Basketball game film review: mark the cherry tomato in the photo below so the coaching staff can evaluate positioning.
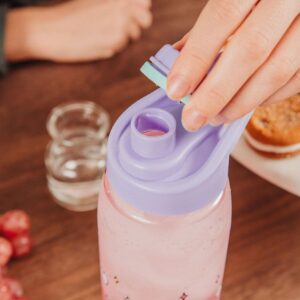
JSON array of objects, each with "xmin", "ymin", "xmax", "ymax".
[{"xmin": 1, "ymin": 211, "xmax": 31, "ymax": 239}]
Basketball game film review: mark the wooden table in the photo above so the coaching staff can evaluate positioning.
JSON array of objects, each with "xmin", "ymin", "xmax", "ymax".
[{"xmin": 0, "ymin": 0, "xmax": 299, "ymax": 299}]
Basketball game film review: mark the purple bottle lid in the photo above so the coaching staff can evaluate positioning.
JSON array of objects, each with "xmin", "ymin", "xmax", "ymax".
[{"xmin": 106, "ymin": 45, "xmax": 251, "ymax": 215}]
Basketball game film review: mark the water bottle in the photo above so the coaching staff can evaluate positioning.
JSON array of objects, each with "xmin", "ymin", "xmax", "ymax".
[{"xmin": 98, "ymin": 45, "xmax": 251, "ymax": 300}]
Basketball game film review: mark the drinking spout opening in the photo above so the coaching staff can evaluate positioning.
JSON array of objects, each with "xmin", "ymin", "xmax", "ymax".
[{"xmin": 130, "ymin": 108, "xmax": 176, "ymax": 159}]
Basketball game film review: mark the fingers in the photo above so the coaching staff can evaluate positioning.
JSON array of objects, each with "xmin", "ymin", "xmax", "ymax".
[
  {"xmin": 112, "ymin": 0, "xmax": 152, "ymax": 49},
  {"xmin": 131, "ymin": 3, "xmax": 152, "ymax": 29},
  {"xmin": 167, "ymin": 0, "xmax": 258, "ymax": 100},
  {"xmin": 263, "ymin": 71, "xmax": 300, "ymax": 105},
  {"xmin": 173, "ymin": 31, "xmax": 191, "ymax": 50},
  {"xmin": 182, "ymin": 0, "xmax": 299, "ymax": 131},
  {"xmin": 212, "ymin": 16, "xmax": 300, "ymax": 124},
  {"xmin": 128, "ymin": 21, "xmax": 142, "ymax": 40},
  {"xmin": 131, "ymin": 0, "xmax": 152, "ymax": 9}
]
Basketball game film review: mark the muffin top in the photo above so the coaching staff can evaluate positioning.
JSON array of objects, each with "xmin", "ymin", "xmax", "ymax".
[{"xmin": 246, "ymin": 94, "xmax": 300, "ymax": 146}]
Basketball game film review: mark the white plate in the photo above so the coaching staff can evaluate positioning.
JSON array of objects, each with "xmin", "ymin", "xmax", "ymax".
[{"xmin": 231, "ymin": 135, "xmax": 300, "ymax": 197}]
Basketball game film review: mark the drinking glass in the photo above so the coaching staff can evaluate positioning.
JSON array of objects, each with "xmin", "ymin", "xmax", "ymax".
[{"xmin": 45, "ymin": 101, "xmax": 110, "ymax": 211}]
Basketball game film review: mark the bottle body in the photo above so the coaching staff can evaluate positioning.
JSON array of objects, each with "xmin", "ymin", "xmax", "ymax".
[{"xmin": 98, "ymin": 175, "xmax": 232, "ymax": 300}]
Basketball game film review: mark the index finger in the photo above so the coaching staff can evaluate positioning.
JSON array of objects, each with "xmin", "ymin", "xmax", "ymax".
[{"xmin": 167, "ymin": 0, "xmax": 258, "ymax": 100}]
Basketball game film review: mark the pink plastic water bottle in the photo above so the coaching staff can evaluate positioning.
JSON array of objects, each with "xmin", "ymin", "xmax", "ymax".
[{"xmin": 98, "ymin": 45, "xmax": 251, "ymax": 300}]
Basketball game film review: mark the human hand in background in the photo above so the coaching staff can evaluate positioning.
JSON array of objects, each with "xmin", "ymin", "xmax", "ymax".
[
  {"xmin": 167, "ymin": 0, "xmax": 300, "ymax": 132},
  {"xmin": 5, "ymin": 0, "xmax": 152, "ymax": 63}
]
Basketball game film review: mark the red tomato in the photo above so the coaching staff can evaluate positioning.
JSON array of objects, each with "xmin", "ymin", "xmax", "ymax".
[
  {"xmin": 1, "ymin": 211, "xmax": 31, "ymax": 239},
  {"xmin": 11, "ymin": 235, "xmax": 33, "ymax": 258},
  {"xmin": 0, "ymin": 278, "xmax": 14, "ymax": 300},
  {"xmin": 0, "ymin": 238, "xmax": 13, "ymax": 267},
  {"xmin": 2, "ymin": 277, "xmax": 24, "ymax": 298}
]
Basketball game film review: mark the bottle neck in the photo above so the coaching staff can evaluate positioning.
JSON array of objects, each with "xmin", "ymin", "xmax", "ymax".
[{"xmin": 103, "ymin": 175, "xmax": 229, "ymax": 224}]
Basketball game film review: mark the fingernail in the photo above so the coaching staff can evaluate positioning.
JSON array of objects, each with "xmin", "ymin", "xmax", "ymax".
[
  {"xmin": 182, "ymin": 107, "xmax": 207, "ymax": 132},
  {"xmin": 167, "ymin": 75, "xmax": 190, "ymax": 100},
  {"xmin": 209, "ymin": 115, "xmax": 227, "ymax": 126}
]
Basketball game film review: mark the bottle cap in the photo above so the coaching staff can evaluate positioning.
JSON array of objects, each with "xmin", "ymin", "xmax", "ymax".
[{"xmin": 106, "ymin": 45, "xmax": 251, "ymax": 215}]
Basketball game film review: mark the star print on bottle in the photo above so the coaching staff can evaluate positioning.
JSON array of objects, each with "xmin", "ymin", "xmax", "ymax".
[
  {"xmin": 180, "ymin": 292, "xmax": 188, "ymax": 300},
  {"xmin": 114, "ymin": 276, "xmax": 119, "ymax": 284}
]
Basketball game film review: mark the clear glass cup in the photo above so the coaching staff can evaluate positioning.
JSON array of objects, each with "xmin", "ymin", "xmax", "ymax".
[{"xmin": 45, "ymin": 102, "xmax": 110, "ymax": 212}]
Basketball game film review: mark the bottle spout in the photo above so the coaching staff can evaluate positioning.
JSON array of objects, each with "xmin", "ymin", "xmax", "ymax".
[{"xmin": 130, "ymin": 108, "xmax": 176, "ymax": 159}]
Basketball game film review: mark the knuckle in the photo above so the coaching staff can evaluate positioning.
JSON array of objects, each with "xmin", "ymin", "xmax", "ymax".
[
  {"xmin": 220, "ymin": 110, "xmax": 235, "ymax": 122},
  {"xmin": 222, "ymin": 99, "xmax": 245, "ymax": 120},
  {"xmin": 111, "ymin": 34, "xmax": 121, "ymax": 47},
  {"xmin": 241, "ymin": 29, "xmax": 270, "ymax": 61},
  {"xmin": 268, "ymin": 57, "xmax": 295, "ymax": 86},
  {"xmin": 184, "ymin": 45, "xmax": 208, "ymax": 68},
  {"xmin": 111, "ymin": 34, "xmax": 126, "ymax": 50},
  {"xmin": 211, "ymin": 0, "xmax": 243, "ymax": 21},
  {"xmin": 294, "ymin": 69, "xmax": 300, "ymax": 82},
  {"xmin": 143, "ymin": 12, "xmax": 153, "ymax": 28},
  {"xmin": 202, "ymin": 88, "xmax": 228, "ymax": 116}
]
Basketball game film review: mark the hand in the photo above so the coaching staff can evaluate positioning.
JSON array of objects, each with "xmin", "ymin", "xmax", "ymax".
[
  {"xmin": 167, "ymin": 0, "xmax": 300, "ymax": 131},
  {"xmin": 5, "ymin": 0, "xmax": 152, "ymax": 63}
]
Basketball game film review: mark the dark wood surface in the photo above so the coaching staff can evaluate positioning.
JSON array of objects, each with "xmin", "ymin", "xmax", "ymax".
[{"xmin": 0, "ymin": 0, "xmax": 299, "ymax": 299}]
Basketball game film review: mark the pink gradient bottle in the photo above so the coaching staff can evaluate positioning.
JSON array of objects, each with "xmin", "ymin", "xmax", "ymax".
[
  {"xmin": 98, "ymin": 45, "xmax": 251, "ymax": 300},
  {"xmin": 99, "ymin": 177, "xmax": 231, "ymax": 300}
]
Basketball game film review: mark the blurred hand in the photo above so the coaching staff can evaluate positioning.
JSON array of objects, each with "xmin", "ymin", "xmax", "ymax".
[
  {"xmin": 5, "ymin": 0, "xmax": 152, "ymax": 62},
  {"xmin": 167, "ymin": 0, "xmax": 300, "ymax": 131}
]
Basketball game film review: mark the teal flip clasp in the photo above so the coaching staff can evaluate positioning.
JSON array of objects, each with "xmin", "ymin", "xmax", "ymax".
[{"xmin": 140, "ymin": 61, "xmax": 191, "ymax": 105}]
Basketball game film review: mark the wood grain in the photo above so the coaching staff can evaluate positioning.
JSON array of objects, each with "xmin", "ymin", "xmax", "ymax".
[{"xmin": 0, "ymin": 0, "xmax": 299, "ymax": 299}]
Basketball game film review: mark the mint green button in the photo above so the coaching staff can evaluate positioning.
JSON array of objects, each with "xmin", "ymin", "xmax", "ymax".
[{"xmin": 140, "ymin": 62, "xmax": 191, "ymax": 104}]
